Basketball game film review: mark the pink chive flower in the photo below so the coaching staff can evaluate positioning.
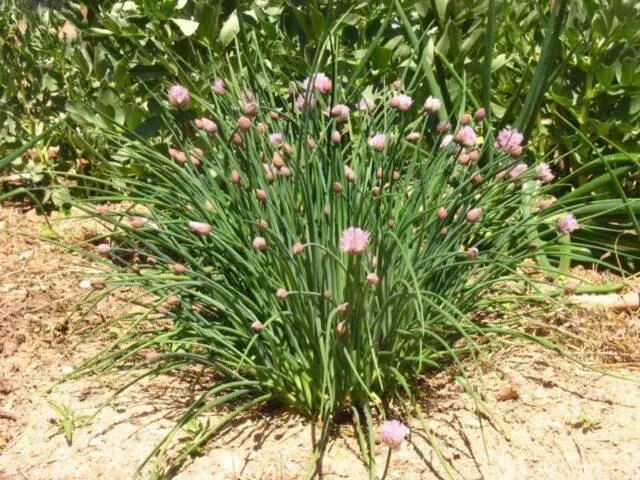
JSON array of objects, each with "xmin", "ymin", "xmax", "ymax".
[
  {"xmin": 251, "ymin": 320, "xmax": 264, "ymax": 333},
  {"xmin": 307, "ymin": 137, "xmax": 317, "ymax": 149},
  {"xmin": 474, "ymin": 108, "xmax": 486, "ymax": 120},
  {"xmin": 213, "ymin": 78, "xmax": 225, "ymax": 94},
  {"xmin": 276, "ymin": 288, "xmax": 288, "ymax": 301},
  {"xmin": 243, "ymin": 101, "xmax": 259, "ymax": 118},
  {"xmin": 331, "ymin": 131, "xmax": 342, "ymax": 144},
  {"xmin": 537, "ymin": 163, "xmax": 555, "ymax": 183},
  {"xmin": 508, "ymin": 163, "xmax": 528, "ymax": 180},
  {"xmin": 467, "ymin": 207, "xmax": 483, "ymax": 223},
  {"xmin": 366, "ymin": 272, "xmax": 379, "ymax": 285},
  {"xmin": 168, "ymin": 85, "xmax": 190, "ymax": 107},
  {"xmin": 460, "ymin": 113, "xmax": 472, "ymax": 125},
  {"xmin": 455, "ymin": 126, "xmax": 477, "ymax": 148},
  {"xmin": 195, "ymin": 118, "xmax": 218, "ymax": 134},
  {"xmin": 467, "ymin": 247, "xmax": 479, "ymax": 260},
  {"xmin": 292, "ymin": 243, "xmax": 304, "ymax": 255},
  {"xmin": 169, "ymin": 148, "xmax": 187, "ymax": 164},
  {"xmin": 344, "ymin": 165, "xmax": 356, "ymax": 182},
  {"xmin": 172, "ymin": 264, "xmax": 187, "ymax": 274},
  {"xmin": 253, "ymin": 236, "xmax": 267, "ymax": 250},
  {"xmin": 495, "ymin": 128, "xmax": 524, "ymax": 155},
  {"xmin": 436, "ymin": 121, "xmax": 451, "ymax": 133},
  {"xmin": 330, "ymin": 104, "xmax": 350, "ymax": 122},
  {"xmin": 358, "ymin": 97, "xmax": 375, "ymax": 112},
  {"xmin": 188, "ymin": 221, "xmax": 212, "ymax": 236},
  {"xmin": 269, "ymin": 132, "xmax": 284, "ymax": 146},
  {"xmin": 340, "ymin": 227, "xmax": 370, "ymax": 254},
  {"xmin": 336, "ymin": 302, "xmax": 348, "ymax": 313},
  {"xmin": 557, "ymin": 214, "xmax": 579, "ymax": 234},
  {"xmin": 97, "ymin": 243, "xmax": 110, "ymax": 256},
  {"xmin": 405, "ymin": 132, "xmax": 420, "ymax": 142},
  {"xmin": 237, "ymin": 116, "xmax": 252, "ymax": 131},
  {"xmin": 368, "ymin": 134, "xmax": 387, "ymax": 152},
  {"xmin": 440, "ymin": 134, "xmax": 454, "ymax": 149},
  {"xmin": 280, "ymin": 166, "xmax": 292, "ymax": 177},
  {"xmin": 302, "ymin": 73, "xmax": 333, "ymax": 94},
  {"xmin": 295, "ymin": 94, "xmax": 316, "ymax": 111},
  {"xmin": 391, "ymin": 94, "xmax": 413, "ymax": 111},
  {"xmin": 129, "ymin": 216, "xmax": 146, "ymax": 228},
  {"xmin": 423, "ymin": 96, "xmax": 441, "ymax": 115},
  {"xmin": 380, "ymin": 420, "xmax": 409, "ymax": 450},
  {"xmin": 437, "ymin": 207, "xmax": 448, "ymax": 220}
]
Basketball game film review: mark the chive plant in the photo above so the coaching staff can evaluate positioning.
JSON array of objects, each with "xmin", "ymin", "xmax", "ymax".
[{"xmin": 56, "ymin": 60, "xmax": 606, "ymax": 476}]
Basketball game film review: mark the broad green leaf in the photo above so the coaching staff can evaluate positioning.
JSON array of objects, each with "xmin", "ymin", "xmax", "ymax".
[
  {"xmin": 219, "ymin": 11, "xmax": 239, "ymax": 48},
  {"xmin": 171, "ymin": 18, "xmax": 199, "ymax": 37}
]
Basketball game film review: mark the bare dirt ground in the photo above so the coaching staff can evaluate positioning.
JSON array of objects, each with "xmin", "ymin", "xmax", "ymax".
[{"xmin": 1, "ymin": 204, "xmax": 639, "ymax": 480}]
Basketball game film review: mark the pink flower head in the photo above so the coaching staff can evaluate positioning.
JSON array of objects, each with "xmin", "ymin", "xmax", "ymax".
[
  {"xmin": 213, "ymin": 78, "xmax": 225, "ymax": 94},
  {"xmin": 358, "ymin": 97, "xmax": 375, "ymax": 112},
  {"xmin": 172, "ymin": 264, "xmax": 187, "ymax": 274},
  {"xmin": 195, "ymin": 118, "xmax": 218, "ymax": 134},
  {"xmin": 168, "ymin": 85, "xmax": 190, "ymax": 107},
  {"xmin": 440, "ymin": 134, "xmax": 454, "ymax": 150},
  {"xmin": 340, "ymin": 227, "xmax": 370, "ymax": 254},
  {"xmin": 405, "ymin": 132, "xmax": 420, "ymax": 142},
  {"xmin": 307, "ymin": 137, "xmax": 317, "ymax": 149},
  {"xmin": 495, "ymin": 128, "xmax": 524, "ymax": 155},
  {"xmin": 251, "ymin": 320, "xmax": 264, "ymax": 333},
  {"xmin": 474, "ymin": 108, "xmax": 486, "ymax": 120},
  {"xmin": 344, "ymin": 165, "xmax": 356, "ymax": 182},
  {"xmin": 460, "ymin": 113, "xmax": 472, "ymax": 125},
  {"xmin": 331, "ymin": 131, "xmax": 342, "ymax": 144},
  {"xmin": 276, "ymin": 288, "xmax": 288, "ymax": 301},
  {"xmin": 467, "ymin": 247, "xmax": 479, "ymax": 260},
  {"xmin": 129, "ymin": 216, "xmax": 146, "ymax": 228},
  {"xmin": 436, "ymin": 121, "xmax": 451, "ymax": 133},
  {"xmin": 368, "ymin": 134, "xmax": 387, "ymax": 152},
  {"xmin": 391, "ymin": 94, "xmax": 413, "ymax": 111},
  {"xmin": 295, "ymin": 94, "xmax": 316, "ymax": 111},
  {"xmin": 188, "ymin": 221, "xmax": 212, "ymax": 236},
  {"xmin": 243, "ymin": 100, "xmax": 259, "ymax": 117},
  {"xmin": 230, "ymin": 170, "xmax": 241, "ymax": 185},
  {"xmin": 169, "ymin": 148, "xmax": 187, "ymax": 164},
  {"xmin": 557, "ymin": 214, "xmax": 579, "ymax": 234},
  {"xmin": 423, "ymin": 96, "xmax": 441, "ymax": 115},
  {"xmin": 536, "ymin": 163, "xmax": 555, "ymax": 183},
  {"xmin": 303, "ymin": 73, "xmax": 332, "ymax": 94},
  {"xmin": 292, "ymin": 242, "xmax": 304, "ymax": 255},
  {"xmin": 253, "ymin": 236, "xmax": 267, "ymax": 250},
  {"xmin": 455, "ymin": 126, "xmax": 477, "ymax": 148},
  {"xmin": 269, "ymin": 132, "xmax": 284, "ymax": 146},
  {"xmin": 28, "ymin": 148, "xmax": 38, "ymax": 158},
  {"xmin": 466, "ymin": 207, "xmax": 483, "ymax": 223},
  {"xmin": 437, "ymin": 207, "xmax": 448, "ymax": 220},
  {"xmin": 380, "ymin": 420, "xmax": 409, "ymax": 450},
  {"xmin": 237, "ymin": 116, "xmax": 252, "ymax": 131},
  {"xmin": 366, "ymin": 272, "xmax": 379, "ymax": 285},
  {"xmin": 272, "ymin": 151, "xmax": 284, "ymax": 169},
  {"xmin": 336, "ymin": 321, "xmax": 346, "ymax": 334},
  {"xmin": 508, "ymin": 163, "xmax": 528, "ymax": 180},
  {"xmin": 280, "ymin": 166, "xmax": 292, "ymax": 177},
  {"xmin": 330, "ymin": 104, "xmax": 350, "ymax": 122},
  {"xmin": 97, "ymin": 243, "xmax": 110, "ymax": 256}
]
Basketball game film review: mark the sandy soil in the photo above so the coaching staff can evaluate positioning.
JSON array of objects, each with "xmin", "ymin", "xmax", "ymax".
[{"xmin": 1, "ymin": 205, "xmax": 639, "ymax": 480}]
